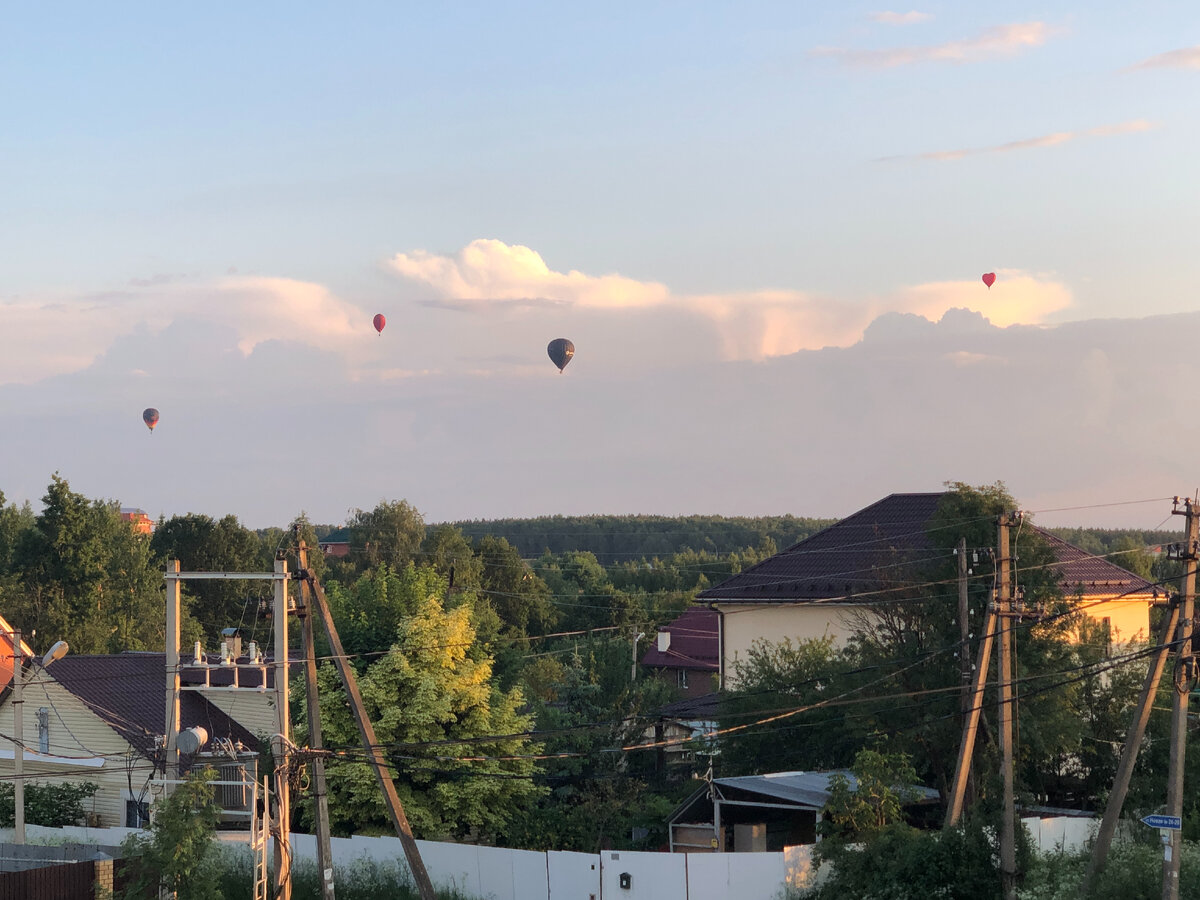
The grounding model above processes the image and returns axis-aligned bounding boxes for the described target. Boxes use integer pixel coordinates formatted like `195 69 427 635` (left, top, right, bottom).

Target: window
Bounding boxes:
36 708 49 754
125 799 150 828
677 669 689 690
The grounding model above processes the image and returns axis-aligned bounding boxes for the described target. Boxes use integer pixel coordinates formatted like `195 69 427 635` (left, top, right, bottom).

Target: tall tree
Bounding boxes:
347 499 426 571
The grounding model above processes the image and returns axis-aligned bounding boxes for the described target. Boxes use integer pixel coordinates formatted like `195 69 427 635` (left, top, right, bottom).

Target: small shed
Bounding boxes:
667 770 939 853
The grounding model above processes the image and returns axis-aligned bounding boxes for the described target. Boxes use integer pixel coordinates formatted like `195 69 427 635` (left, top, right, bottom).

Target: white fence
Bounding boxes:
4 816 1091 899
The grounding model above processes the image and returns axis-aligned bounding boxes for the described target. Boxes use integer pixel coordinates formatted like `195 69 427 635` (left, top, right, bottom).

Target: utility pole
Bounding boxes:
272 556 293 900
1082 596 1180 896
296 540 335 900
945 593 998 827
12 630 23 845
164 561 182 791
957 538 971 720
997 513 1018 900
300 571 437 900
1162 498 1198 900
631 627 645 683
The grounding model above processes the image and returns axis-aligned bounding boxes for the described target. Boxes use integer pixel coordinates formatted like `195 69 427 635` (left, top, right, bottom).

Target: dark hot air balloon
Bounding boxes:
982 272 996 289
547 338 575 373
142 408 159 432
373 313 386 335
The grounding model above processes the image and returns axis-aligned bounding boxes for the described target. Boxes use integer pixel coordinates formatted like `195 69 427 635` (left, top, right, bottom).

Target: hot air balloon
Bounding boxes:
982 272 996 289
142 408 159 433
373 313 386 335
547 338 575 373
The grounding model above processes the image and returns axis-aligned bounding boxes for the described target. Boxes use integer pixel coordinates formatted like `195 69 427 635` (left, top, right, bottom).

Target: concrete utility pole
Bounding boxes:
631 627 645 683
296 540 335 900
272 556 293 900
1082 596 1180 896
164 561 182 789
997 513 1018 900
1162 498 1198 900
13 630 23 845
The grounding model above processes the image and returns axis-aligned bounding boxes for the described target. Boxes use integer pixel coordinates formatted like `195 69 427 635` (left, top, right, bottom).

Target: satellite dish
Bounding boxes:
41 641 69 668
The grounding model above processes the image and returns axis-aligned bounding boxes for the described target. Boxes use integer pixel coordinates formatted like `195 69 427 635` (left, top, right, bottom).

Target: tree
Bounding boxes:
305 584 543 840
0 781 98 826
347 499 426 571
820 748 921 844
119 770 223 900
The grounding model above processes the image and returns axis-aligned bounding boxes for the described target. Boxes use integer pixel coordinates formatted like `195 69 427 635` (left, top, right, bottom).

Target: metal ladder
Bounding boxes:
250 776 270 900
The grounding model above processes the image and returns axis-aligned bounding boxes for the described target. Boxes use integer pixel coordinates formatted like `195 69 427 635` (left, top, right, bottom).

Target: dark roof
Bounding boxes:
48 653 260 758
641 607 719 671
698 492 1156 603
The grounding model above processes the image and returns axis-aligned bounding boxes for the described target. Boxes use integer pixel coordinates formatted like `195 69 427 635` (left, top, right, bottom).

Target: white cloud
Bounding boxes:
1128 45 1200 71
869 11 933 26
0 276 365 385
878 119 1153 162
813 21 1052 67
389 240 1074 362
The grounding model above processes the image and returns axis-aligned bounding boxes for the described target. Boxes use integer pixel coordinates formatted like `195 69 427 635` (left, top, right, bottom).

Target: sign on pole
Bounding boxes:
1142 814 1183 831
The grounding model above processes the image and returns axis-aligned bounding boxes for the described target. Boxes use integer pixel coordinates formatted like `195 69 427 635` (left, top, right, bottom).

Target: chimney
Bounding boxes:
221 627 242 660
657 631 671 653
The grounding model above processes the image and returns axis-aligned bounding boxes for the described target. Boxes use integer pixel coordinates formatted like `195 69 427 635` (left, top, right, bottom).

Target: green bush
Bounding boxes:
1019 841 1200 900
0 781 98 827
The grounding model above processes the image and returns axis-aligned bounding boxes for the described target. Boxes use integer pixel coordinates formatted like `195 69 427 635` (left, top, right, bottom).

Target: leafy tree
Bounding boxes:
819 748 921 845
119 770 223 900
475 535 557 638
347 499 426 571
321 563 446 666
304 585 542 840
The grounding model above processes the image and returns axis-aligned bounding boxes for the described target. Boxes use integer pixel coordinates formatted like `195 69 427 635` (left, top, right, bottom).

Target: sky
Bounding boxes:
2 2 1199 531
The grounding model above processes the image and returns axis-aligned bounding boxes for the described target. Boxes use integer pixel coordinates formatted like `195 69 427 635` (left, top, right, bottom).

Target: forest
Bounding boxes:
0 475 1191 877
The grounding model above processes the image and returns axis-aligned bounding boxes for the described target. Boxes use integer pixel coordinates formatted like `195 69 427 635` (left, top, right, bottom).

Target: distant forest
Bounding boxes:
316 514 1183 564
442 514 838 560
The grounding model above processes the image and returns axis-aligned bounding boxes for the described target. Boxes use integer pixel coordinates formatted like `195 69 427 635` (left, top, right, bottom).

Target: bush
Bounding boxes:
1019 841 1200 900
0 781 98 827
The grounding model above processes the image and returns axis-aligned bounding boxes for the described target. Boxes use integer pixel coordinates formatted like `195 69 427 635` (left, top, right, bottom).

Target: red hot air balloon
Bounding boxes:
373 314 386 335
142 408 159 433
547 338 575 373
982 272 996 289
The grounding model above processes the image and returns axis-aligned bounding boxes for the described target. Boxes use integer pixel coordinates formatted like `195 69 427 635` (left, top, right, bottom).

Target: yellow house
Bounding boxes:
699 493 1159 688
0 649 266 827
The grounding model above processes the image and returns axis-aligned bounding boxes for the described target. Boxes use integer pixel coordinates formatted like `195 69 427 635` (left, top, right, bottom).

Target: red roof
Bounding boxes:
698 492 1156 603
642 607 719 671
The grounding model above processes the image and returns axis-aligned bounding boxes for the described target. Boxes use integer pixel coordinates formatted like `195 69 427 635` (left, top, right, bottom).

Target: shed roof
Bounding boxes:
698 492 1156 603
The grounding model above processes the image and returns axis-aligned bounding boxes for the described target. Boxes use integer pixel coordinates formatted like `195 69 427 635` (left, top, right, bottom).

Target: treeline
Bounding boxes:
443 513 836 559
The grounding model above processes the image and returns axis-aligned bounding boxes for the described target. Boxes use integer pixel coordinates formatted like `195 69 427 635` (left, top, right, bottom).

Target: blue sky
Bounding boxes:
2 4 1199 529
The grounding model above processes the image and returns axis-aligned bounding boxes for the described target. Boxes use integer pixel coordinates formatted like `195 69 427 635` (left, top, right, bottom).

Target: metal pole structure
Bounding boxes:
13 630 23 844
296 541 335 900
273 557 292 900
164 561 181 791
997 513 1017 900
1082 599 1180 896
302 573 437 900
631 627 644 684
944 604 998 828
1162 498 1198 900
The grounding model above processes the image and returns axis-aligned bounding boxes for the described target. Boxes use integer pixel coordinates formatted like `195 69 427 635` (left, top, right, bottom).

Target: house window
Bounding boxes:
126 800 150 828
36 708 49 754
677 669 689 690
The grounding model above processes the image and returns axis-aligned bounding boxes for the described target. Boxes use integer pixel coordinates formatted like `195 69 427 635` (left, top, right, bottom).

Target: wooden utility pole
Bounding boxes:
164 561 182 790
296 540 336 900
300 572 437 900
1082 597 1180 896
958 538 971 719
272 557 293 900
997 513 1018 900
1162 498 1198 900
945 595 998 827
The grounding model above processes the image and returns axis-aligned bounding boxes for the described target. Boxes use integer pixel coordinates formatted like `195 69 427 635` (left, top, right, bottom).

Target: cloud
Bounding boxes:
0 276 364 385
1127 45 1200 71
869 11 932 26
390 240 1073 362
813 21 1052 67
878 119 1153 162
390 239 670 309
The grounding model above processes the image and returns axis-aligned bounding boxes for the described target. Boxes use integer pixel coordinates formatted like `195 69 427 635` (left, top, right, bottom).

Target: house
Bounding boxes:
641 607 719 698
667 770 938 852
119 508 153 535
0 651 266 828
699 493 1159 688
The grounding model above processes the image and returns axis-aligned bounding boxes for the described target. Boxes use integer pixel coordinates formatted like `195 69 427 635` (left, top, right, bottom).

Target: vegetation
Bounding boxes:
0 780 98 827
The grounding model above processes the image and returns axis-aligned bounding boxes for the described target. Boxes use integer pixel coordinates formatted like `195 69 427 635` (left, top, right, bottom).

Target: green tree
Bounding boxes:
347 499 426 571
119 770 223 900
0 781 98 826
306 586 542 840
